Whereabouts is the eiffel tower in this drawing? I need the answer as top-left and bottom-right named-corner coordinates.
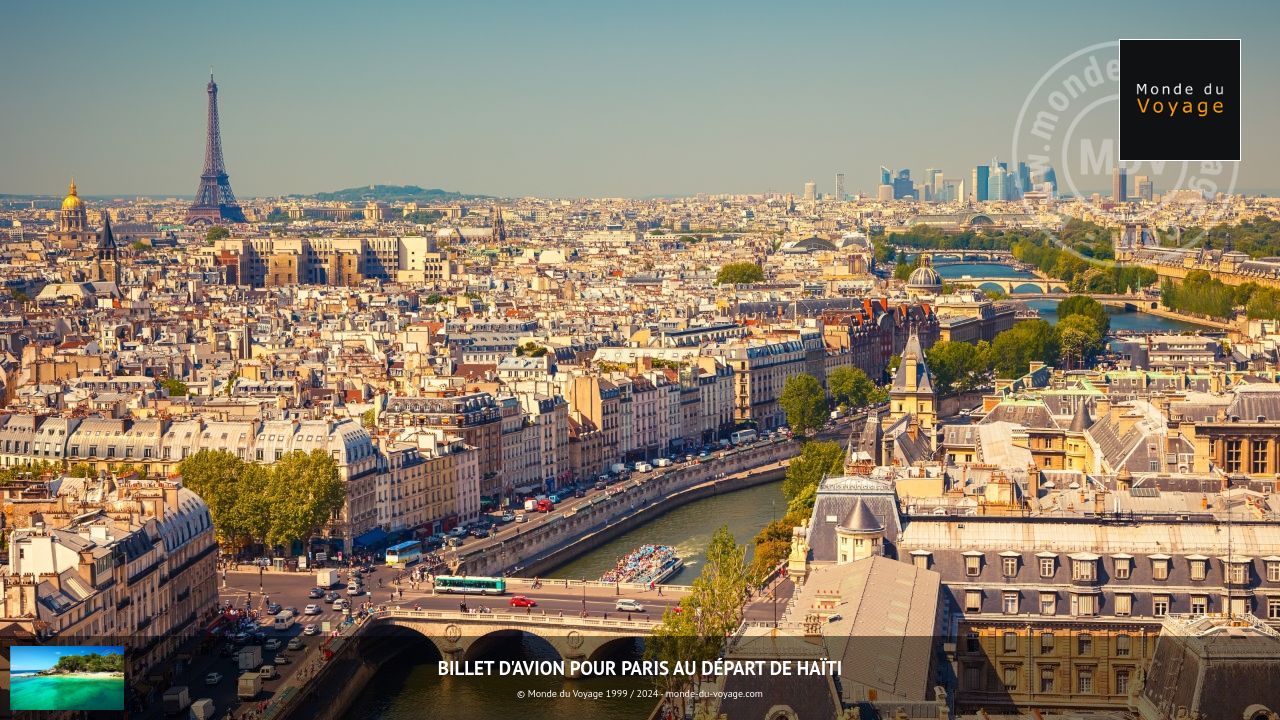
top-left (185, 72), bottom-right (246, 225)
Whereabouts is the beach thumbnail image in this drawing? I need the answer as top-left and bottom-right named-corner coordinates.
top-left (9, 645), bottom-right (125, 711)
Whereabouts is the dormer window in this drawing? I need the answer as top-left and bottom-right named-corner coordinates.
top-left (1188, 555), bottom-right (1209, 581)
top-left (963, 551), bottom-right (983, 577)
top-left (1151, 554), bottom-right (1171, 580)
top-left (1000, 552), bottom-right (1020, 578)
top-left (1070, 553), bottom-right (1099, 581)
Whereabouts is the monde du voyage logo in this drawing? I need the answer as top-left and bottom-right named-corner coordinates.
top-left (1120, 39), bottom-right (1241, 162)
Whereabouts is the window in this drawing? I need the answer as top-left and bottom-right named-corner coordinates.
top-left (1071, 593), bottom-right (1096, 617)
top-left (965, 555), bottom-right (982, 576)
top-left (1190, 596), bottom-right (1208, 614)
top-left (1002, 556), bottom-right (1019, 577)
top-left (1039, 666), bottom-right (1055, 693)
top-left (965, 590), bottom-right (982, 612)
top-left (1116, 633), bottom-right (1132, 657)
top-left (1072, 560), bottom-right (1095, 581)
top-left (1231, 596), bottom-right (1249, 616)
top-left (963, 665), bottom-right (982, 690)
top-left (1077, 667), bottom-right (1094, 694)
top-left (1078, 633), bottom-right (1093, 656)
top-left (1039, 557), bottom-right (1055, 578)
top-left (965, 632), bottom-right (980, 653)
top-left (1115, 594), bottom-right (1132, 617)
top-left (1228, 563), bottom-right (1248, 584)
top-left (1267, 597), bottom-right (1280, 620)
top-left (1268, 561), bottom-right (1280, 583)
top-left (1190, 559), bottom-right (1207, 581)
top-left (1253, 440), bottom-right (1269, 474)
top-left (1002, 665), bottom-right (1020, 690)
top-left (1040, 632), bottom-right (1055, 654)
top-left (1114, 558), bottom-right (1131, 579)
top-left (1226, 439), bottom-right (1243, 472)
top-left (1003, 591), bottom-right (1020, 615)
top-left (1003, 631), bottom-right (1019, 652)
top-left (1040, 592), bottom-right (1057, 616)
top-left (1152, 559), bottom-right (1169, 580)
top-left (1154, 595), bottom-right (1170, 617)
top-left (1115, 669), bottom-right (1130, 694)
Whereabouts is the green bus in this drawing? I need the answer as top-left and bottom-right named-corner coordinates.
top-left (434, 576), bottom-right (507, 595)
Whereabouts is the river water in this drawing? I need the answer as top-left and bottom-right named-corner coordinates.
top-left (343, 479), bottom-right (785, 720)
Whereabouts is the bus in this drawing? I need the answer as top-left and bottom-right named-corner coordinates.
top-left (385, 540), bottom-right (423, 567)
top-left (730, 429), bottom-right (758, 445)
top-left (433, 576), bottom-right (507, 595)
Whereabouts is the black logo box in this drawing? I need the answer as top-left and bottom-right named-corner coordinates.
top-left (1119, 39), bottom-right (1241, 162)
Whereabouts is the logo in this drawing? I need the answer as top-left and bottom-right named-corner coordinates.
top-left (1012, 41), bottom-right (1238, 252)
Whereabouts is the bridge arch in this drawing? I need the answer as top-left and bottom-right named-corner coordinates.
top-left (465, 628), bottom-right (564, 663)
top-left (978, 281), bottom-right (1009, 294)
top-left (1012, 282), bottom-right (1046, 294)
top-left (587, 635), bottom-right (645, 663)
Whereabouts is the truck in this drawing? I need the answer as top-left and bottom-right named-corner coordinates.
top-left (188, 698), bottom-right (215, 720)
top-left (237, 646), bottom-right (263, 672)
top-left (634, 462), bottom-right (653, 473)
top-left (535, 498), bottom-right (553, 512)
top-left (237, 672), bottom-right (262, 700)
top-left (610, 463), bottom-right (627, 475)
top-left (523, 498), bottom-right (537, 512)
top-left (162, 686), bottom-right (191, 716)
top-left (317, 568), bottom-right (340, 588)
top-left (655, 458), bottom-right (671, 468)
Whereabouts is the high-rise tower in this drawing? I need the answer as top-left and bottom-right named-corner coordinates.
top-left (185, 73), bottom-right (246, 225)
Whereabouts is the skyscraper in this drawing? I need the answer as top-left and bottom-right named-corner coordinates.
top-left (880, 166), bottom-right (892, 187)
top-left (892, 169), bottom-right (914, 200)
top-left (835, 173), bottom-right (845, 201)
top-left (1135, 175), bottom-right (1154, 201)
top-left (1112, 167), bottom-right (1127, 202)
top-left (988, 165), bottom-right (1008, 202)
top-left (803, 182), bottom-right (817, 203)
top-left (1043, 166), bottom-right (1058, 193)
top-left (1017, 162), bottom-right (1031, 198)
top-left (971, 165), bottom-right (990, 202)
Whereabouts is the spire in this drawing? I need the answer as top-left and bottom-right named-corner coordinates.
top-left (98, 210), bottom-right (115, 250)
top-left (839, 498), bottom-right (882, 533)
top-left (1069, 400), bottom-right (1093, 432)
top-left (68, 178), bottom-right (77, 197)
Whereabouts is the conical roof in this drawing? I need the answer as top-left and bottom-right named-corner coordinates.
top-left (1069, 402), bottom-right (1093, 432)
top-left (839, 498), bottom-right (882, 533)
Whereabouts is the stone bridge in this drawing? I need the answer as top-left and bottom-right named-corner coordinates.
top-left (358, 609), bottom-right (657, 676)
top-left (891, 247), bottom-right (1014, 262)
top-left (948, 277), bottom-right (1070, 294)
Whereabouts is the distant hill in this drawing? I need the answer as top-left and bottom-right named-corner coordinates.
top-left (299, 185), bottom-right (489, 203)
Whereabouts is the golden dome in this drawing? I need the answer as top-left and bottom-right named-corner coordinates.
top-left (61, 179), bottom-right (83, 210)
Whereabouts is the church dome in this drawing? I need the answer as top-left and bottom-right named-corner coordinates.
top-left (61, 180), bottom-right (83, 210)
top-left (907, 263), bottom-right (942, 289)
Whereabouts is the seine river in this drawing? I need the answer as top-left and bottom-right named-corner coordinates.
top-left (343, 480), bottom-right (785, 720)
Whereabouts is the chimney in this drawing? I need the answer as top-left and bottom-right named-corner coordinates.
top-left (77, 549), bottom-right (96, 586)
top-left (1095, 397), bottom-right (1111, 420)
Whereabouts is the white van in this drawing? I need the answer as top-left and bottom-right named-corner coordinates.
top-left (346, 581), bottom-right (364, 596)
top-left (272, 611), bottom-right (294, 631)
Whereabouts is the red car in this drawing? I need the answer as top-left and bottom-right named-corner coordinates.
top-left (509, 595), bottom-right (537, 608)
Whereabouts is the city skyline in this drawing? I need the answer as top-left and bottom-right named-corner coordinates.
top-left (1, 0), bottom-right (1277, 199)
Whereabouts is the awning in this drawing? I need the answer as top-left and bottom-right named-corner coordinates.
top-left (353, 527), bottom-right (388, 547)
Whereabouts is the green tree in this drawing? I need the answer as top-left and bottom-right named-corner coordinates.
top-left (361, 409), bottom-right (376, 428)
top-left (827, 367), bottom-right (878, 410)
top-left (1057, 314), bottom-right (1104, 369)
top-left (990, 320), bottom-right (1060, 378)
top-left (926, 341), bottom-right (992, 394)
top-left (160, 378), bottom-right (189, 396)
top-left (714, 262), bottom-right (764, 285)
top-left (264, 450), bottom-right (345, 548)
top-left (647, 526), bottom-right (750, 716)
top-left (1057, 295), bottom-right (1111, 336)
top-left (778, 373), bottom-right (828, 435)
top-left (69, 463), bottom-right (95, 478)
top-left (781, 441), bottom-right (845, 514)
top-left (425, 293), bottom-right (444, 305)
top-left (179, 450), bottom-right (253, 548)
top-left (205, 226), bottom-right (230, 243)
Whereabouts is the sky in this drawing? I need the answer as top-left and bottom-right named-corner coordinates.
top-left (10, 645), bottom-right (123, 673)
top-left (1, 0), bottom-right (1278, 199)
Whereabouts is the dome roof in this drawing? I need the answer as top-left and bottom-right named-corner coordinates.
top-left (907, 264), bottom-right (942, 288)
top-left (61, 179), bottom-right (83, 211)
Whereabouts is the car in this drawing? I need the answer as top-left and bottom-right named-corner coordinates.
top-left (594, 481), bottom-right (607, 491)
top-left (549, 494), bottom-right (562, 504)
top-left (303, 624), bottom-right (318, 636)
top-left (266, 602), bottom-right (282, 614)
top-left (287, 638), bottom-right (304, 651)
top-left (304, 604), bottom-right (321, 615)
top-left (514, 514), bottom-right (527, 523)
top-left (615, 599), bottom-right (645, 612)
top-left (284, 606), bottom-right (299, 616)
top-left (335, 600), bottom-right (349, 611)
top-left (308, 588), bottom-right (325, 599)
top-left (259, 665), bottom-right (277, 680)
top-left (500, 512), bottom-right (515, 523)
top-left (205, 672), bottom-right (223, 686)
top-left (469, 527), bottom-right (489, 538)
top-left (509, 595), bottom-right (537, 608)
top-left (324, 592), bottom-right (339, 604)
top-left (274, 654), bottom-right (290, 665)
top-left (346, 585), bottom-right (364, 596)
top-left (360, 564), bottom-right (375, 574)
top-left (264, 638), bottom-right (282, 651)
top-left (574, 489), bottom-right (585, 498)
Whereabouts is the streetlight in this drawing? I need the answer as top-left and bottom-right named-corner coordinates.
top-left (581, 577), bottom-right (586, 616)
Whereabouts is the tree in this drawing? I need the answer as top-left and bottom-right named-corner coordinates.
top-left (160, 378), bottom-right (189, 397)
top-left (179, 450), bottom-right (253, 548)
top-left (1057, 295), bottom-right (1110, 336)
top-left (647, 526), bottom-right (750, 718)
top-left (264, 450), bottom-right (345, 548)
top-left (1057, 314), bottom-right (1104, 369)
top-left (205, 226), bottom-right (230, 243)
top-left (926, 341), bottom-right (991, 395)
top-left (778, 374), bottom-right (827, 435)
top-left (424, 294), bottom-right (444, 305)
top-left (781, 441), bottom-right (845, 514)
top-left (714, 262), bottom-right (764, 285)
top-left (990, 320), bottom-right (1060, 378)
top-left (827, 367), bottom-right (878, 410)
top-left (361, 409), bottom-right (376, 429)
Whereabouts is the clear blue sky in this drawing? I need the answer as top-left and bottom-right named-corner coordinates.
top-left (10, 645), bottom-right (123, 673)
top-left (1, 0), bottom-right (1276, 198)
